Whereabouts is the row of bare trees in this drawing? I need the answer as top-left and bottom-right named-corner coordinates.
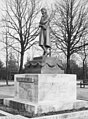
top-left (1, 0), bottom-right (88, 75)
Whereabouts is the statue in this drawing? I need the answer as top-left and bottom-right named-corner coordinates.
top-left (39, 8), bottom-right (51, 57)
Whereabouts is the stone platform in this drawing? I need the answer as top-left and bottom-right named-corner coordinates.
top-left (4, 74), bottom-right (76, 114)
top-left (3, 98), bottom-right (88, 115)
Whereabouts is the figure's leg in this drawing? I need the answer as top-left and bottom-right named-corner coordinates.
top-left (41, 45), bottom-right (47, 56)
top-left (44, 47), bottom-right (51, 57)
top-left (48, 48), bottom-right (51, 57)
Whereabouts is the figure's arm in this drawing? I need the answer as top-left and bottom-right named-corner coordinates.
top-left (39, 17), bottom-right (49, 30)
top-left (41, 17), bottom-right (49, 24)
top-left (39, 23), bottom-right (48, 30)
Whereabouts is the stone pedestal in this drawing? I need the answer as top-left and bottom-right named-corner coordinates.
top-left (25, 57), bottom-right (64, 74)
top-left (14, 74), bottom-right (76, 103)
top-left (4, 74), bottom-right (77, 114)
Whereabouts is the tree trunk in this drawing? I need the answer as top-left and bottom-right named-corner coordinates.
top-left (19, 51), bottom-right (24, 73)
top-left (83, 59), bottom-right (86, 82)
top-left (66, 54), bottom-right (71, 74)
top-left (66, 42), bottom-right (71, 74)
top-left (6, 32), bottom-right (8, 85)
top-left (82, 43), bottom-right (87, 82)
top-left (6, 66), bottom-right (8, 85)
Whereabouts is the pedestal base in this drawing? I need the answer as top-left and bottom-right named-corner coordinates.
top-left (4, 99), bottom-right (88, 114)
top-left (25, 57), bottom-right (64, 74)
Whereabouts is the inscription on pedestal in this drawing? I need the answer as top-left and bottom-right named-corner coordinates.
top-left (19, 82), bottom-right (38, 102)
top-left (17, 78), bottom-right (38, 84)
top-left (16, 75), bottom-right (38, 103)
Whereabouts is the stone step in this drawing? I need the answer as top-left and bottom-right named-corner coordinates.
top-left (3, 98), bottom-right (88, 115)
top-left (4, 98), bottom-right (37, 114)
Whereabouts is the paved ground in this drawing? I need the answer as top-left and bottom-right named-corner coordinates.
top-left (0, 85), bottom-right (14, 98)
top-left (0, 81), bottom-right (14, 98)
top-left (77, 85), bottom-right (88, 101)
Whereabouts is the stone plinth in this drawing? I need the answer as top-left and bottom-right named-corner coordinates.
top-left (14, 74), bottom-right (76, 104)
top-left (25, 57), bottom-right (64, 74)
top-left (3, 74), bottom-right (77, 114)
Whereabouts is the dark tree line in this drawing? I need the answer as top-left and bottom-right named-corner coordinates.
top-left (0, 56), bottom-right (18, 81)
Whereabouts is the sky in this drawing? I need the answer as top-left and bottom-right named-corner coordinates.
top-left (0, 0), bottom-right (55, 65)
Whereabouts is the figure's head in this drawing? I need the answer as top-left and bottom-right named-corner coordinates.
top-left (41, 8), bottom-right (47, 16)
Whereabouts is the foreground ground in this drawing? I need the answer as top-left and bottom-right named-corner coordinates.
top-left (77, 85), bottom-right (88, 100)
top-left (0, 81), bottom-right (14, 98)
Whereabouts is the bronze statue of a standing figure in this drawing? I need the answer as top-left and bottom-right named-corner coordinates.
top-left (39, 8), bottom-right (51, 57)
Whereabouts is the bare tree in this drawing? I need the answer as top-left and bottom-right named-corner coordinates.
top-left (5, 30), bottom-right (9, 85)
top-left (51, 0), bottom-right (88, 73)
top-left (2, 0), bottom-right (41, 73)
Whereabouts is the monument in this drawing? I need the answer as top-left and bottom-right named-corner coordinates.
top-left (3, 8), bottom-right (76, 114)
top-left (3, 8), bottom-right (88, 119)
